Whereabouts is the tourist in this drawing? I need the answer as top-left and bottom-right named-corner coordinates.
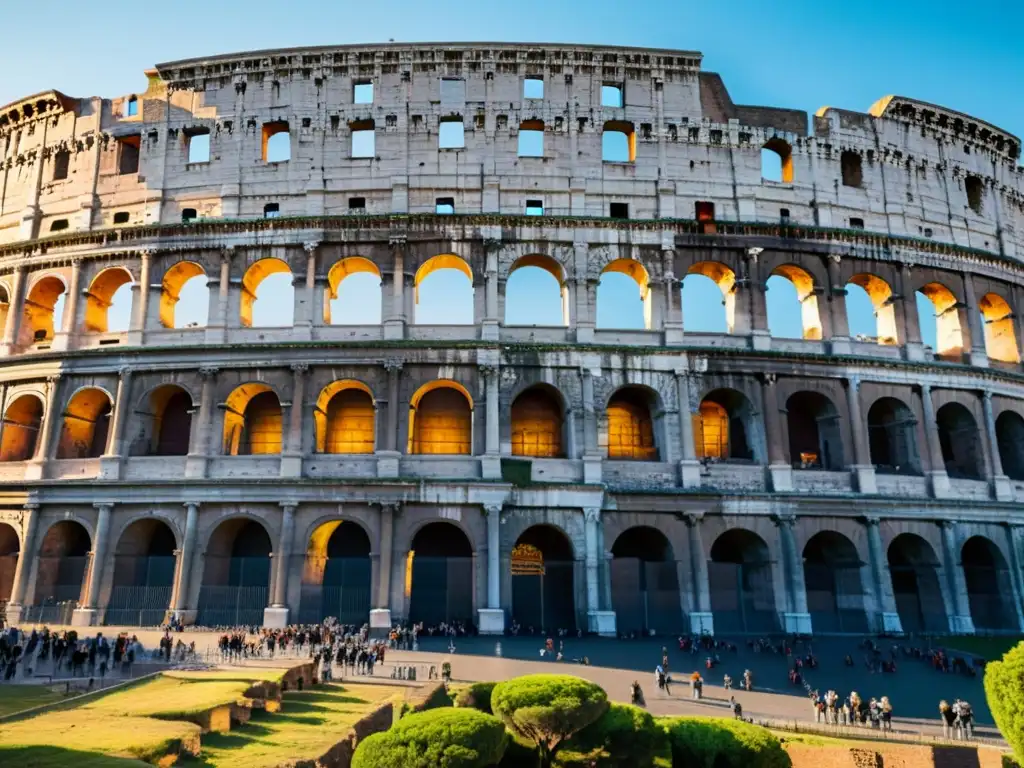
top-left (723, 673), bottom-right (732, 690)
top-left (742, 668), bottom-right (753, 691)
top-left (631, 680), bottom-right (645, 707)
top-left (880, 696), bottom-right (892, 732)
top-left (939, 700), bottom-right (955, 739)
top-left (730, 695), bottom-right (743, 719)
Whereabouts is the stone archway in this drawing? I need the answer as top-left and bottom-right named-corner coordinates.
top-left (802, 531), bottom-right (868, 633)
top-left (0, 523), bottom-right (19, 606)
top-left (405, 522), bottom-right (474, 627)
top-left (887, 533), bottom-right (947, 633)
top-left (962, 536), bottom-right (1016, 632)
top-left (30, 520), bottom-right (91, 624)
top-left (106, 519), bottom-right (177, 626)
top-left (610, 527), bottom-right (683, 636)
top-left (511, 525), bottom-right (577, 633)
top-left (708, 529), bottom-right (778, 634)
top-left (298, 520), bottom-right (372, 625)
top-left (197, 519), bottom-right (272, 626)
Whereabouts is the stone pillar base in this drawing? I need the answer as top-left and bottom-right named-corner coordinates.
top-left (477, 608), bottom-right (505, 635)
top-left (575, 324), bottom-right (595, 344)
top-left (480, 320), bottom-right (499, 341)
top-left (928, 470), bottom-right (952, 499)
top-left (679, 460), bottom-right (702, 489)
top-left (185, 455), bottom-right (209, 479)
top-left (994, 474), bottom-right (1014, 502)
top-left (23, 461), bottom-right (45, 481)
top-left (126, 330), bottom-right (144, 347)
top-left (904, 342), bottom-right (926, 362)
top-left (782, 612), bottom-right (813, 635)
top-left (4, 603), bottom-right (26, 625)
top-left (664, 324), bottom-right (683, 345)
top-left (688, 611), bottom-right (714, 636)
top-left (204, 325), bottom-right (228, 344)
top-left (587, 610), bottom-right (617, 637)
top-left (968, 351), bottom-right (989, 369)
top-left (71, 608), bottom-right (100, 627)
top-left (853, 465), bottom-right (877, 494)
top-left (480, 454), bottom-right (502, 480)
top-left (750, 330), bottom-right (771, 351)
top-left (98, 455), bottom-right (123, 480)
top-left (376, 451), bottom-right (400, 478)
top-left (279, 455), bottom-right (303, 478)
top-left (830, 337), bottom-right (852, 356)
top-left (369, 608), bottom-right (392, 638)
top-left (169, 609), bottom-right (198, 627)
top-left (583, 456), bottom-right (603, 485)
top-left (263, 606), bottom-right (290, 628)
top-left (768, 464), bottom-right (793, 492)
top-left (948, 615), bottom-right (976, 635)
top-left (293, 323), bottom-right (313, 342)
top-left (879, 612), bottom-right (903, 634)
top-left (383, 318), bottom-right (405, 340)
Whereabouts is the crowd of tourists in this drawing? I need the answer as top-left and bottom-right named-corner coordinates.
top-left (0, 626), bottom-right (168, 682)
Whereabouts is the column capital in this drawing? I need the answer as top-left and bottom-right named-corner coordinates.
top-left (583, 507), bottom-right (602, 523)
top-left (759, 372), bottom-right (777, 386)
top-left (183, 501), bottom-right (201, 510)
top-left (137, 248), bottom-right (157, 260)
top-left (198, 366), bottom-right (220, 379)
top-left (683, 511), bottom-right (705, 527)
top-left (771, 512), bottom-right (797, 527)
top-left (118, 365), bottom-right (133, 378)
top-left (982, 388), bottom-right (994, 403)
top-left (46, 373), bottom-right (63, 385)
top-left (937, 519), bottom-right (956, 531)
top-left (846, 375), bottom-right (861, 391)
top-left (279, 501), bottom-right (298, 512)
top-left (290, 362), bottom-right (310, 375)
top-left (861, 514), bottom-right (881, 527)
top-left (93, 502), bottom-right (114, 512)
top-left (388, 234), bottom-right (408, 247)
top-left (745, 246), bottom-right (764, 262)
top-left (219, 245), bottom-right (236, 261)
top-left (483, 504), bottom-right (502, 517)
top-left (379, 501), bottom-right (401, 515)
top-left (23, 502), bottom-right (40, 511)
top-left (383, 358), bottom-right (404, 373)
top-left (478, 363), bottom-right (498, 377)
top-left (303, 240), bottom-right (321, 254)
top-left (828, 253), bottom-right (842, 265)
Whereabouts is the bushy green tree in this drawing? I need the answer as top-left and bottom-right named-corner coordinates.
top-left (661, 716), bottom-right (790, 768)
top-left (352, 706), bottom-right (508, 768)
top-left (985, 641), bottom-right (1024, 763)
top-left (491, 674), bottom-right (608, 768)
top-left (455, 681), bottom-right (497, 714)
top-left (557, 702), bottom-right (669, 767)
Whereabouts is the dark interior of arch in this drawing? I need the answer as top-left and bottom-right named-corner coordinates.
top-left (802, 530), bottom-right (867, 631)
top-left (155, 390), bottom-right (193, 455)
top-left (516, 524), bottom-right (573, 561)
top-left (786, 391), bottom-right (843, 470)
top-left (887, 533), bottom-right (940, 567)
top-left (710, 528), bottom-right (769, 564)
top-left (411, 521), bottom-right (472, 557)
top-left (38, 520), bottom-right (91, 557)
top-left (0, 523), bottom-right (17, 602)
top-left (961, 535), bottom-right (1014, 630)
top-left (867, 397), bottom-right (920, 473)
top-left (327, 522), bottom-right (372, 557)
top-left (115, 518), bottom-right (176, 556)
top-left (936, 403), bottom-right (983, 479)
top-left (997, 411), bottom-right (1024, 480)
top-left (203, 519), bottom-right (272, 588)
top-left (112, 518), bottom-right (176, 589)
top-left (0, 523), bottom-right (18, 556)
top-left (803, 531), bottom-right (861, 565)
top-left (34, 521), bottom-right (91, 604)
top-left (702, 389), bottom-right (753, 460)
top-left (611, 526), bottom-right (673, 561)
top-left (887, 533), bottom-right (947, 632)
top-left (962, 535), bottom-right (1003, 568)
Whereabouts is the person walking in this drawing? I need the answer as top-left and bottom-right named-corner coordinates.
top-left (939, 700), bottom-right (955, 739)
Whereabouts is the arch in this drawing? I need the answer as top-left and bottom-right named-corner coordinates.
top-left (325, 256), bottom-right (382, 325)
top-left (606, 386), bottom-right (658, 460)
top-left (84, 267), bottom-right (133, 333)
top-left (506, 254), bottom-right (568, 326)
top-left (133, 385), bottom-right (193, 457)
top-left (708, 528), bottom-right (778, 633)
top-left (223, 384), bottom-right (282, 456)
top-left (56, 387), bottom-right (113, 459)
top-left (936, 402), bottom-right (983, 479)
top-left (867, 397), bottom-right (921, 474)
top-left (406, 521), bottom-right (474, 627)
top-left (846, 274), bottom-right (898, 344)
top-left (887, 533), bottom-right (947, 632)
top-left (802, 531), bottom-right (869, 633)
top-left (961, 536), bottom-right (1016, 631)
top-left (408, 381), bottom-right (473, 455)
top-left (0, 283), bottom-right (10, 339)
top-left (611, 526), bottom-right (683, 635)
top-left (0, 522), bottom-right (18, 604)
top-left (241, 258), bottom-right (293, 328)
top-left (683, 262), bottom-right (735, 333)
top-left (414, 254), bottom-right (474, 325)
top-left (511, 524), bottom-right (577, 632)
top-left (299, 520), bottom-right (372, 624)
top-left (597, 258), bottom-right (650, 330)
top-left (785, 391), bottom-right (844, 470)
top-left (979, 293), bottom-right (1020, 363)
top-left (916, 282), bottom-right (963, 357)
top-left (22, 274), bottom-right (66, 344)
top-left (511, 384), bottom-right (564, 458)
top-left (761, 138), bottom-right (793, 183)
top-left (696, 389), bottom-right (757, 462)
top-left (767, 265), bottom-right (822, 340)
top-left (198, 517), bottom-right (273, 625)
top-left (996, 410), bottom-right (1024, 481)
top-left (160, 261), bottom-right (209, 329)
top-left (107, 518), bottom-right (177, 626)
top-left (33, 520), bottom-right (91, 610)
top-left (315, 380), bottom-right (376, 454)
top-left (0, 394), bottom-right (43, 461)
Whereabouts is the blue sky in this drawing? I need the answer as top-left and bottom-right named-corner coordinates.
top-left (10, 0), bottom-right (1021, 343)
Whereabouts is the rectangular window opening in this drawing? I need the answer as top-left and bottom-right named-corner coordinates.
top-left (349, 197), bottom-right (366, 210)
top-left (609, 202), bottom-right (629, 219)
top-left (264, 203), bottom-right (281, 219)
top-left (353, 81), bottom-right (374, 104)
top-left (117, 135), bottom-right (141, 175)
top-left (181, 208), bottom-right (197, 224)
top-left (50, 219), bottom-right (69, 232)
top-left (849, 217), bottom-right (865, 229)
top-left (113, 211), bottom-right (130, 225)
top-left (53, 150), bottom-right (70, 181)
top-left (350, 120), bottom-right (376, 158)
top-left (524, 77), bottom-right (544, 100)
top-left (518, 121), bottom-right (544, 157)
top-left (187, 131), bottom-right (211, 164)
top-left (439, 120), bottom-right (465, 149)
top-left (602, 83), bottom-right (623, 108)
top-left (436, 197), bottom-right (455, 215)
top-left (780, 208), bottom-right (791, 223)
top-left (526, 199), bottom-right (544, 216)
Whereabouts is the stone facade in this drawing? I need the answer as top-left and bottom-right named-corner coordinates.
top-left (0, 42), bottom-right (1022, 636)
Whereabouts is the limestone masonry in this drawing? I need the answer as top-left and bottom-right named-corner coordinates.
top-left (0, 42), bottom-right (1021, 637)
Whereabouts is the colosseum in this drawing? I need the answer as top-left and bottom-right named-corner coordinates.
top-left (0, 41), bottom-right (1021, 637)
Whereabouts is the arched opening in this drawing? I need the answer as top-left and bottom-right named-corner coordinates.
top-left (222, 384), bottom-right (283, 456)
top-left (936, 402), bottom-right (983, 479)
top-left (511, 385), bottom-right (564, 458)
top-left (708, 529), bottom-right (778, 633)
top-left (786, 391), bottom-right (844, 470)
top-left (696, 389), bottom-right (756, 462)
top-left (299, 520), bottom-right (372, 624)
top-left (198, 519), bottom-right (272, 626)
top-left (611, 527), bottom-right (682, 635)
top-left (846, 274), bottom-right (898, 344)
top-left (606, 386), bottom-right (658, 460)
top-left (414, 254), bottom-right (474, 325)
top-left (980, 293), bottom-right (1020, 363)
top-left (0, 523), bottom-right (19, 607)
top-left (682, 262), bottom-right (735, 333)
top-left (315, 381), bottom-right (375, 454)
top-left (511, 525), bottom-right (576, 632)
top-left (21, 275), bottom-right (66, 345)
top-left (405, 522), bottom-right (474, 627)
top-left (867, 397), bottom-right (920, 474)
top-left (56, 388), bottom-right (112, 460)
top-left (803, 531), bottom-right (868, 633)
top-left (597, 259), bottom-right (650, 330)
top-left (131, 385), bottom-right (193, 457)
top-left (106, 519), bottom-right (176, 626)
top-left (408, 381), bottom-right (472, 455)
top-left (997, 411), bottom-right (1024, 481)
top-left (0, 284), bottom-right (10, 339)
top-left (84, 268), bottom-right (133, 333)
top-left (767, 265), bottom-right (822, 340)
top-left (241, 258), bottom-right (293, 328)
top-left (916, 283), bottom-right (964, 358)
top-left (505, 255), bottom-right (568, 327)
top-left (31, 520), bottom-right (90, 624)
top-left (160, 261), bottom-right (209, 329)
top-left (761, 138), bottom-right (793, 183)
top-left (887, 533), bottom-right (947, 633)
top-left (325, 257), bottom-right (381, 325)
top-left (0, 394), bottom-right (43, 461)
top-left (961, 536), bottom-right (1016, 631)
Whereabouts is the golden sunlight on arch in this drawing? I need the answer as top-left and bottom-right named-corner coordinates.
top-left (918, 282), bottom-right (964, 357)
top-left (770, 264), bottom-right (822, 340)
top-left (414, 254), bottom-right (474, 325)
top-left (84, 267), bottom-right (133, 333)
top-left (599, 258), bottom-right (652, 330)
top-left (324, 257), bottom-right (381, 325)
top-left (506, 254), bottom-right (569, 326)
top-left (0, 394), bottom-right (43, 461)
top-left (22, 275), bottom-right (66, 344)
top-left (315, 380), bottom-right (376, 454)
top-left (408, 380), bottom-right (473, 455)
top-left (980, 293), bottom-right (1020, 363)
top-left (606, 386), bottom-right (658, 460)
top-left (686, 261), bottom-right (737, 333)
top-left (56, 387), bottom-right (112, 459)
top-left (847, 273), bottom-right (898, 344)
top-left (160, 261), bottom-right (208, 329)
top-left (241, 258), bottom-right (292, 328)
top-left (222, 383), bottom-right (282, 455)
top-left (511, 385), bottom-right (564, 458)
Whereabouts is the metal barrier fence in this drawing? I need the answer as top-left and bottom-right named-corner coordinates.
top-left (195, 556), bottom-right (271, 626)
top-left (963, 566), bottom-right (1017, 632)
top-left (32, 556), bottom-right (88, 606)
top-left (105, 555), bottom-right (176, 626)
top-left (890, 566), bottom-right (949, 633)
top-left (408, 556), bottom-right (474, 627)
top-left (611, 559), bottom-right (687, 636)
top-left (510, 560), bottom-right (580, 633)
top-left (22, 599), bottom-right (77, 625)
top-left (804, 564), bottom-right (870, 634)
top-left (296, 556), bottom-right (372, 624)
top-left (708, 561), bottom-right (780, 634)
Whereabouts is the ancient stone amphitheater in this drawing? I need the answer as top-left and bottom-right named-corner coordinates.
top-left (0, 41), bottom-right (1021, 637)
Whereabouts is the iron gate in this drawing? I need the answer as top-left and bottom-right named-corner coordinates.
top-left (708, 560), bottom-right (779, 634)
top-left (407, 556), bottom-right (474, 626)
top-left (611, 558), bottom-right (685, 636)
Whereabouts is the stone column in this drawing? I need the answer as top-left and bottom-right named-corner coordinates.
top-left (845, 375), bottom-right (877, 493)
top-left (761, 373), bottom-right (793, 491)
top-left (581, 367), bottom-right (601, 484)
top-left (479, 364), bottom-right (501, 479)
top-left (982, 390), bottom-right (1012, 500)
top-left (827, 255), bottom-right (852, 354)
top-left (746, 248), bottom-right (770, 350)
top-left (899, 263), bottom-right (925, 361)
top-left (57, 259), bottom-right (83, 350)
top-left (4, 504), bottom-right (40, 625)
top-left (72, 502), bottom-right (113, 626)
top-left (171, 502), bottom-right (200, 623)
top-left (206, 247), bottom-right (232, 343)
top-left (383, 235), bottom-right (406, 339)
top-left (939, 520), bottom-right (975, 634)
top-left (294, 241), bottom-right (318, 340)
top-left (920, 384), bottom-right (952, 497)
top-left (962, 272), bottom-right (988, 368)
top-left (478, 504), bottom-right (505, 634)
top-left (1004, 524), bottom-right (1024, 632)
top-left (773, 513), bottom-right (812, 634)
top-left (100, 367), bottom-right (133, 480)
top-left (482, 244), bottom-right (499, 341)
top-left (662, 248), bottom-right (683, 343)
top-left (585, 508), bottom-right (616, 636)
top-left (573, 242), bottom-right (595, 343)
top-left (0, 265), bottom-right (26, 355)
top-left (675, 369), bottom-right (701, 488)
top-left (281, 363), bottom-right (308, 477)
top-left (26, 375), bottom-right (62, 479)
top-left (685, 512), bottom-right (714, 634)
top-left (377, 359), bottom-right (402, 478)
top-left (128, 249), bottom-right (152, 346)
top-left (369, 502), bottom-right (397, 635)
top-left (265, 502), bottom-right (297, 627)
top-left (863, 516), bottom-right (902, 632)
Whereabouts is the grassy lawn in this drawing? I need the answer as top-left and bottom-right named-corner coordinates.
top-left (0, 685), bottom-right (65, 716)
top-left (195, 683), bottom-right (401, 767)
top-left (928, 636), bottom-right (1023, 660)
top-left (81, 676), bottom-right (254, 718)
top-left (163, 668), bottom-right (291, 683)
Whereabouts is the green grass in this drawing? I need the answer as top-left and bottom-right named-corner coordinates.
top-left (162, 668), bottom-right (291, 683)
top-left (81, 676), bottom-right (254, 718)
top-left (0, 685), bottom-right (65, 716)
top-left (929, 636), bottom-right (1024, 660)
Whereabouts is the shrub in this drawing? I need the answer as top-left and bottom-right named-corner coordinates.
top-left (491, 674), bottom-right (608, 768)
top-left (456, 682), bottom-right (496, 714)
top-left (662, 716), bottom-right (790, 768)
top-left (557, 703), bottom-right (669, 767)
top-left (401, 682), bottom-right (454, 718)
top-left (352, 706), bottom-right (508, 768)
top-left (985, 641), bottom-right (1024, 764)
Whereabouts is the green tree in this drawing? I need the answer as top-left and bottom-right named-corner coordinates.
top-left (455, 682), bottom-right (497, 714)
top-left (490, 674), bottom-right (608, 768)
top-left (661, 716), bottom-right (789, 768)
top-left (557, 702), bottom-right (669, 767)
top-left (352, 707), bottom-right (508, 768)
top-left (985, 641), bottom-right (1024, 763)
